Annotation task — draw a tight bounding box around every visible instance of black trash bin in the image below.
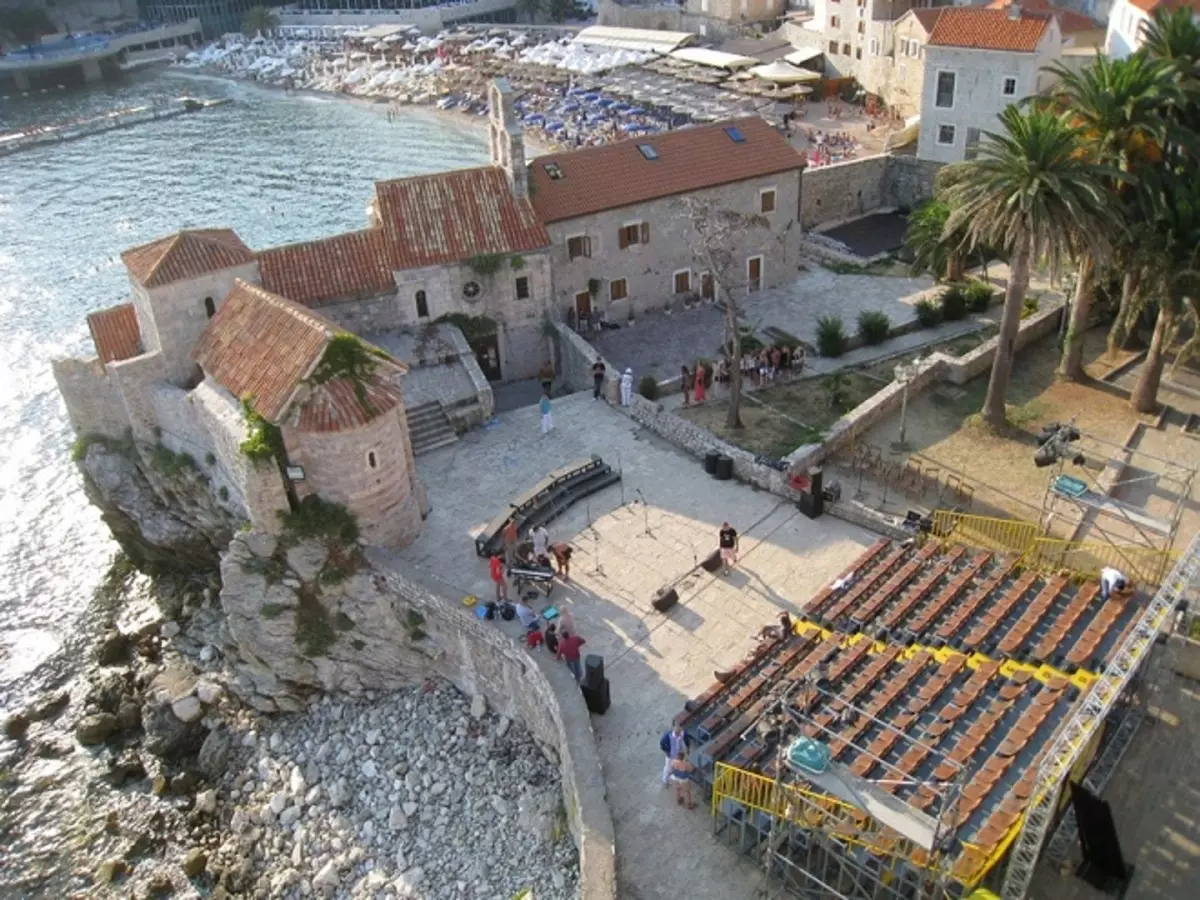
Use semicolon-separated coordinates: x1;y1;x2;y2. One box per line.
704;450;720;474
714;455;733;481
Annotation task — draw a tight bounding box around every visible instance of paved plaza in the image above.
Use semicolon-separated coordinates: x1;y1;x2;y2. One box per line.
590;266;935;381
383;391;876;900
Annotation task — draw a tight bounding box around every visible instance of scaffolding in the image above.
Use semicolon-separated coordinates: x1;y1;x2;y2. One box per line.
998;529;1200;900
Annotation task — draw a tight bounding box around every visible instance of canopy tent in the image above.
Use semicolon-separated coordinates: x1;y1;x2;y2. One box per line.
784;47;823;67
668;47;758;71
573;25;694;56
750;60;821;84
360;25;407;41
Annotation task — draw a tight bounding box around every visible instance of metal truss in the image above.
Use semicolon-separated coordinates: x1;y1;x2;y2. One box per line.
1000;531;1200;900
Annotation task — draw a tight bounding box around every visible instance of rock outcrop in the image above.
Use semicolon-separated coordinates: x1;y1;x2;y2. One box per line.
219;532;438;713
78;441;238;572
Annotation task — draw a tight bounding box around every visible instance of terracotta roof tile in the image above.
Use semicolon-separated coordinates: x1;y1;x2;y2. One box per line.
295;377;404;433
192;280;334;423
87;303;142;364
985;0;1099;34
374;166;550;270
121;229;255;288
928;8;1052;52
258;229;395;307
528;117;804;224
1129;0;1199;13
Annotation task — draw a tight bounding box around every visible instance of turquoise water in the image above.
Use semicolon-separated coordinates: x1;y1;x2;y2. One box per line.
0;70;488;701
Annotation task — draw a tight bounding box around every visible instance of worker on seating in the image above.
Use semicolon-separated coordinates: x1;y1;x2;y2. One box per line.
1099;566;1131;601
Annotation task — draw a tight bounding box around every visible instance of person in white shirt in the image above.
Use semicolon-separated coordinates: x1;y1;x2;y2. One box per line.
1099;566;1129;601
532;525;550;561
514;600;538;631
619;368;634;406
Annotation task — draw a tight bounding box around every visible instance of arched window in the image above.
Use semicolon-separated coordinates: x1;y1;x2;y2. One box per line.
204;296;216;318
367;451;378;470
415;290;429;319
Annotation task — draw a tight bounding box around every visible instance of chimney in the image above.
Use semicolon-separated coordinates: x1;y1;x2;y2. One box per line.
487;78;527;200
1008;1;1021;20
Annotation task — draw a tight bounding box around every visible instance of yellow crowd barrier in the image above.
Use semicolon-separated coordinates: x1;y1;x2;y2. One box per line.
930;510;1041;556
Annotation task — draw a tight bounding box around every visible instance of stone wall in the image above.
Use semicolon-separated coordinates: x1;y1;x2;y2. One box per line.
316;291;405;335
801;154;942;231
942;303;1063;385
51;356;129;440
552;322;619;401
108;350;169;442
443;327;496;425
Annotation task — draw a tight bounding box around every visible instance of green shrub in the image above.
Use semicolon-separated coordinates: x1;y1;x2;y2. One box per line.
963;280;994;313
279;496;359;545
638;375;660;400
915;298;943;327
941;286;968;321
1022;296;1040;319
204;451;217;466
816;316;848;357
71;435;94;462
856;310;891;346
240;398;285;465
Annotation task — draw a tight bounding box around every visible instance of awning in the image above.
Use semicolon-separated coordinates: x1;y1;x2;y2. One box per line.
361;25;406;40
668;47;758;71
750;60;821;84
573;25;694;55
784;48;823;67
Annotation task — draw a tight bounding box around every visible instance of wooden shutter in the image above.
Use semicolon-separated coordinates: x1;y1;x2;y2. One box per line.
584;236;592;258
618;227;629;250
640;222;650;244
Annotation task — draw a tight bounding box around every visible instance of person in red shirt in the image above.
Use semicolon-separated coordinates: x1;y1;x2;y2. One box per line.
489;554;507;602
556;630;586;682
526;626;545;651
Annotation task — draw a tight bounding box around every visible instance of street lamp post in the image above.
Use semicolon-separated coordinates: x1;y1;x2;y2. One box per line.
891;356;923;454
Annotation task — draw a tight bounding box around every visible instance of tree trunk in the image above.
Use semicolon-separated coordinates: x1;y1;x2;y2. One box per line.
945;252;964;283
724;288;744;430
981;242;1030;428
1058;253;1094;381
1107;268;1140;359
1131;304;1174;414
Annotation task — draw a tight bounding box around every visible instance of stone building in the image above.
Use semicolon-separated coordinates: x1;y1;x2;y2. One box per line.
528;116;805;326
1105;0;1197;58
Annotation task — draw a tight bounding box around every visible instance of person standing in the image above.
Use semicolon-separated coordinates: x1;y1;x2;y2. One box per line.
550;542;573;582
489;553;508;602
539;360;554;397
680;365;692;407
668;752;698;808
620;368;634;407
557;630;586;682
532;524;550;563
592;359;607;400
659;724;693;786
718;521;739;575
693;360;706;404
539;392;554;435
502;518;519;568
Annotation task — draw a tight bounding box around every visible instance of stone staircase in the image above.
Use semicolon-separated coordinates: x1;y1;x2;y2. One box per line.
406;401;458;456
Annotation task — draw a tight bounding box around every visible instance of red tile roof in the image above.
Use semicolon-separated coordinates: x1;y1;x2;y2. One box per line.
910;8;943;33
193;280;406;429
295;377;404;433
528;117;804;223
121;229;255;288
87;303;142;364
985;0;1100;35
1129;0;1199;12
928;8;1053;52
258;229;395;307
373;166;550;270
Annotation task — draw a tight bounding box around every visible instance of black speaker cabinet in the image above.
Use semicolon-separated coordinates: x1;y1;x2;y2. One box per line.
652;587;679;612
808;467;824;499
700;549;723;573
799;491;825;519
581;677;611;715
584;654;605;689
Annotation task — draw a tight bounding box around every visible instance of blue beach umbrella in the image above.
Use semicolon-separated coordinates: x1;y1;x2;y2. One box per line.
561;102;581;112
546;121;566;131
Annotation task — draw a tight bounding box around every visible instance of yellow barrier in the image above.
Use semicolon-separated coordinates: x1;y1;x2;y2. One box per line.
930;510;1041;556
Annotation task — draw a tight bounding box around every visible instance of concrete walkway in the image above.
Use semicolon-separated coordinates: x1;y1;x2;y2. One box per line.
589;265;936;382
385;392;876;900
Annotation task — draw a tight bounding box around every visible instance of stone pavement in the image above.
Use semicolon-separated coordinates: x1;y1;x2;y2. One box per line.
386;391;877;900
590;265;935;382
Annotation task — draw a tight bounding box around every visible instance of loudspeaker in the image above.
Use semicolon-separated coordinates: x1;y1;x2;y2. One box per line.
808;467;823;499
700;549;723;573
799;491;824;519
1072;781;1133;891
652;587;679;612
581;677;611;715
713;455;733;481
584;654;605;689
704;450;720;475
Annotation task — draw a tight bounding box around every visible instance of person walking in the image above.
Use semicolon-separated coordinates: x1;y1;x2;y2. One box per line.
539;392;554;435
556;630;586;682
502;518;519;568
489;553;508;602
592;360;607;400
693;360;706;404
538;360;554;397
718;521;739;575
680;365;692;407
659;724;694;786
668;751;698;809
620;368;634;406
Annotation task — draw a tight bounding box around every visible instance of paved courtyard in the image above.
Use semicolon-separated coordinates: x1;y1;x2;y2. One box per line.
590;266;935;381
383;391;876;900
822;211;910;259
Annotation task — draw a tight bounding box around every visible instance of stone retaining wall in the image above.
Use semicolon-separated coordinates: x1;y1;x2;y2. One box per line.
553;322;619;402
371;562;617;900
801;154;942;231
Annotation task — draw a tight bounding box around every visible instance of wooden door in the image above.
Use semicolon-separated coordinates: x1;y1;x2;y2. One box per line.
701;272;714;300
471;334;502;381
575;290;592;321
747;256;762;293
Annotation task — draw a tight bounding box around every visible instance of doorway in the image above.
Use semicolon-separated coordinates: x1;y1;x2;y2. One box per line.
747;256;763;293
575;290;592;330
471;334;502;381
700;272;714;300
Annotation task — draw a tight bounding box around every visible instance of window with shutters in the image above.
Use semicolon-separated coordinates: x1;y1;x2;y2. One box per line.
515;276;530;300
830;15;839;27
618;222;648;250
673;270;691;294
760;188;777;213
567;234;591;260
609;278;628;302
935;70;956;109
829;40;839;54
842;43;851;56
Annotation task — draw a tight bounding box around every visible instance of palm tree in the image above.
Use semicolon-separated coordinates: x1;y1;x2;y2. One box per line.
938;107;1114;428
904;199;968;282
242;5;280;38
1043;54;1170;379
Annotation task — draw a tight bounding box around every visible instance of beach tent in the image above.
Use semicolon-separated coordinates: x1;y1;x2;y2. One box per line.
572;25;693;55
668;47;757;71
750;60;821;84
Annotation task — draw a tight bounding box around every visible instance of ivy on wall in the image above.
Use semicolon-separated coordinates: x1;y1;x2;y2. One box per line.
434;313;498;342
307;334;391;419
239;397;286;466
